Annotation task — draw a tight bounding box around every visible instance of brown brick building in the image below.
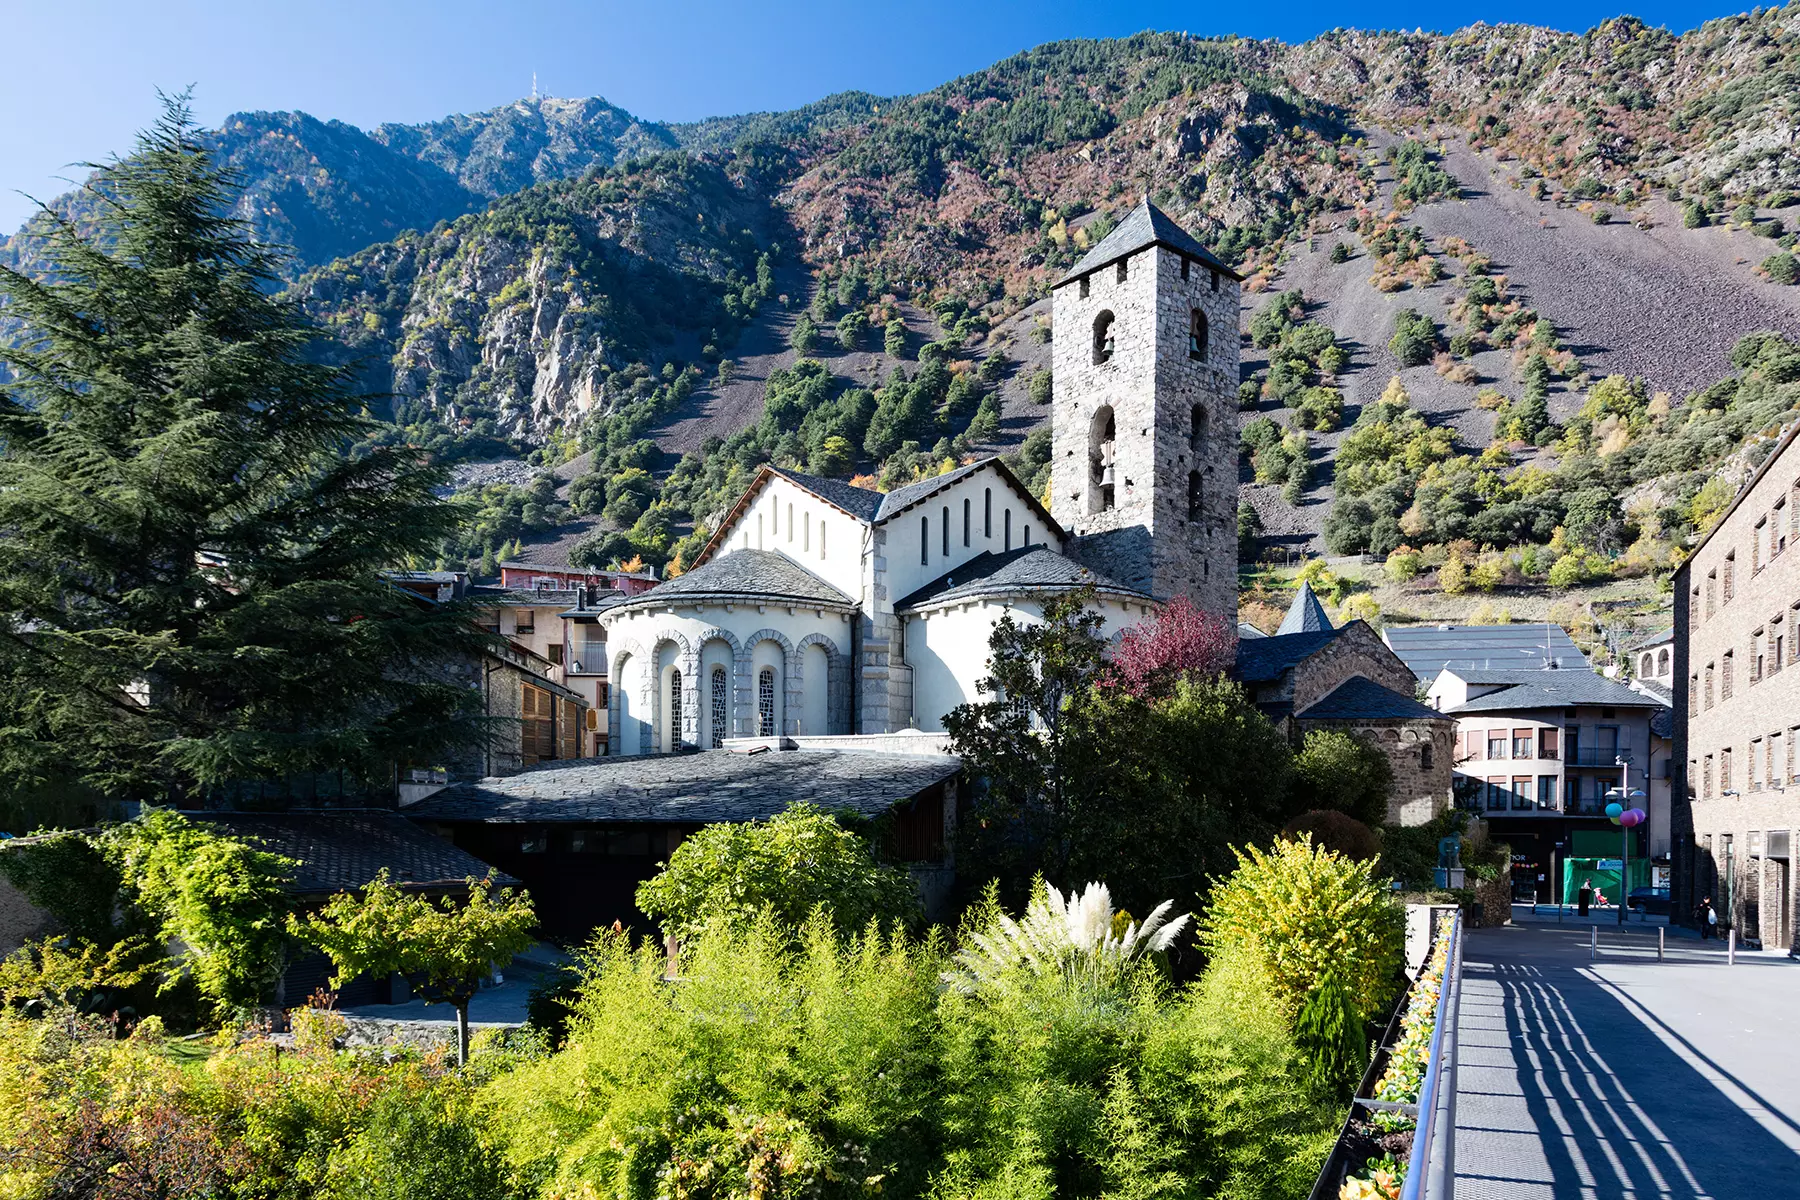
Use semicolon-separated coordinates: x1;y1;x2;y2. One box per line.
1674;421;1800;950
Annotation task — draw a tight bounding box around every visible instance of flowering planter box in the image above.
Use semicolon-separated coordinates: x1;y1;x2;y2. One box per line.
1309;909;1461;1200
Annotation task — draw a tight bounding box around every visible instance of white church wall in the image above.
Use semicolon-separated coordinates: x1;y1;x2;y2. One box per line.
716;475;865;601
903;594;1152;731
881;467;1064;605
602;602;855;753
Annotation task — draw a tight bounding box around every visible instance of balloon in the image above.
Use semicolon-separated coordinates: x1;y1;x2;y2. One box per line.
1605;802;1623;819
1620;810;1641;828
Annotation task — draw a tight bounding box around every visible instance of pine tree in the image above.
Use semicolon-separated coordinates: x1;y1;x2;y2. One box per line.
0;94;488;805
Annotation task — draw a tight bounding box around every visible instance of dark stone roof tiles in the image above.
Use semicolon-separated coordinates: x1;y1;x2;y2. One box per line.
1384;623;1587;679
1234;628;1345;684
404;749;962;824
766;466;885;522
895;547;1151;611
1443;672;1664;713
1056;197;1239;287
1276;581;1334;635
1298;676;1448;722
608;550;854;612
185;810;513;894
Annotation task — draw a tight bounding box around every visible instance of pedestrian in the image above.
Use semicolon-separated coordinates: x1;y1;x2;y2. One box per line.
1579;876;1593;916
1699;896;1717;939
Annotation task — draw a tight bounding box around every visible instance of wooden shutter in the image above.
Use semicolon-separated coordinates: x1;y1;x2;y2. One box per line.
560;699;580;760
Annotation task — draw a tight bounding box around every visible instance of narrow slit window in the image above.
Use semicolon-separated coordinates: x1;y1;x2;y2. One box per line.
921;516;929;565
1189;309;1207;361
710;667;727;748
1004;509;1012;551
942;506;950;557
963;498;971;546
984;488;992;539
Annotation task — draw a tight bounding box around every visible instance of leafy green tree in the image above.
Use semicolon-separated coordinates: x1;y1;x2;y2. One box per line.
835;308;869;349
1292;730;1394;827
636;804;920;946
790;312;820;356
0;94;484;806
291;870;537;1063
884;317;909;358
1388;308;1438;366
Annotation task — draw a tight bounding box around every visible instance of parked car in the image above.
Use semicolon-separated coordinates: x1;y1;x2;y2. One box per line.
1628;886;1672;915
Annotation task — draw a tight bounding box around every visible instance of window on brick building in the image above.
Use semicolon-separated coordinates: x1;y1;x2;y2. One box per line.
1752;630;1765;683
1723;651;1735;699
710;667;727;749
1750;739;1761;791
1420;742;1433;770
1755;519;1766;572
1724;552;1736;603
1703;756;1713;800
1707;572;1717;618
1722;746;1734;791
1488;733;1507;758
1690;672;1699;710
1705;664;1715;709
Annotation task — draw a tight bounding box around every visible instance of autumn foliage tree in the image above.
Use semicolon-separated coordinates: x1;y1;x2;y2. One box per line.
1104;596;1236;696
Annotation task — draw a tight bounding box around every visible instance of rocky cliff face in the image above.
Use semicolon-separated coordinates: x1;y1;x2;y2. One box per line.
297;155;779;438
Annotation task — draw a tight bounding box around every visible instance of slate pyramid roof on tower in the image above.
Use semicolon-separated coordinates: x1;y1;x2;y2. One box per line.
1276;580;1334;636
1055;197;1242;288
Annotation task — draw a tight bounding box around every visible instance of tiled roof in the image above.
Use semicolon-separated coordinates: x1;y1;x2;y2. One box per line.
1383;623;1588;679
894;546;1151;611
766;466;885;522
473;586;601;608
1299;676;1447;722
607;550;855;613
1629;627;1675;651
1056;197;1240;287
185;811;514;895
1238;622;1269;639
1443;671;1664;713
405;749;962;824
1234;628;1344;684
1277;581;1334;635
874;460;989;521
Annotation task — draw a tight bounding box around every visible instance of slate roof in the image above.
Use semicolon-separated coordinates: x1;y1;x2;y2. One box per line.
1298;676;1448;722
1441;671;1664;714
1234;628;1345;684
606;550;855;614
1384;623;1588;679
874;461;988;521
1056;197;1241;287
1277;581;1334;635
1238;622;1269;639
473;587;593;608
404;749;963;825
894;546;1151;611
766;466;884;522
185;811;514;895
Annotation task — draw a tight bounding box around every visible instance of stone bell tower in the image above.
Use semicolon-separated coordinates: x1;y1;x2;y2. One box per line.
1048;198;1240;621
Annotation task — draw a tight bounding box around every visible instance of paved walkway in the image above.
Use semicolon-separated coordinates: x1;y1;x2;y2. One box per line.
1453;917;1800;1198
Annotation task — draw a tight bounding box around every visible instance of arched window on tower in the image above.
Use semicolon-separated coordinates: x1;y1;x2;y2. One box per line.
710;667;727;748
1089;406;1116;514
1189;403;1206;452
1188;470;1203;521
668;669;683;751
1189;309;1208;362
1092;310;1116;365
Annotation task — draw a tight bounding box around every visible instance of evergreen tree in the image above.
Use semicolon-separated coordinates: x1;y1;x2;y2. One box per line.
0;95;488;806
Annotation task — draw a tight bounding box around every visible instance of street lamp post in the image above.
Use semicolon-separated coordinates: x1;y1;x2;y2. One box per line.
1607;760;1649;927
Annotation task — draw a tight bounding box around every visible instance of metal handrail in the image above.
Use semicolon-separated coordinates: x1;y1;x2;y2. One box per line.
1400;909;1463;1200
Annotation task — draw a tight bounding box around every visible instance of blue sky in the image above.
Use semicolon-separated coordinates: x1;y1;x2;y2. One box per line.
0;1;1752;231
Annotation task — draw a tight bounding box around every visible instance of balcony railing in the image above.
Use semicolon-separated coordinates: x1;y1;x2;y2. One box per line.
567;653;609;676
1566;748;1631;767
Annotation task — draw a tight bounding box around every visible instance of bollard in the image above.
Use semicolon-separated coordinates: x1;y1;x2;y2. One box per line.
1590;926;1598;960
1728;928;1737;966
1659;926;1665;961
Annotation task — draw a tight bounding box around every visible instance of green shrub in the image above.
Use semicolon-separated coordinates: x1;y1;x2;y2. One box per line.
1294;972;1367;1099
1684;201;1708;227
635;804;920;944
884;318;908;358
1388;308;1438;366
1763;252;1799;285
1028;366;1054;404
836;309;868;350
1200;836;1405;1023
1329;242;1351;264
791;313;819;356
1292;730;1394;827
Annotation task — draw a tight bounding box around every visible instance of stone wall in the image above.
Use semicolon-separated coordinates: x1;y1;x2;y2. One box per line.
1298;715;1454;826
1048;241;1238;626
1289;622;1419;714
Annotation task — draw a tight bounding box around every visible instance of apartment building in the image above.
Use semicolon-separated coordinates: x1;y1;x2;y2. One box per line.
1674;422;1800;951
1428;667;1665;903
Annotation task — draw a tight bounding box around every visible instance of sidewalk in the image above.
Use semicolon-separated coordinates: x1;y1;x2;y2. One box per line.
1453;921;1800;1199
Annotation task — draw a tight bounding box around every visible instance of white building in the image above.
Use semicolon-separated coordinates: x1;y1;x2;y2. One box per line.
595;199;1243;754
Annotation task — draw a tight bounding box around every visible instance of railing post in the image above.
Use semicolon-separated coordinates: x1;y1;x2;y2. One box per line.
1658;926;1664;961
1728;928;1737;966
1590;926;1597;960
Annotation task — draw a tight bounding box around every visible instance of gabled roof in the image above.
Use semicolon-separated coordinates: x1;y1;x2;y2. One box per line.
185;811;515;895
895;546;1152;612
1277;581;1334;635
605;550;854;615
1055;197;1241;288
1298;676;1448;722
766;466;885;522
1234;627;1345;684
1383;623;1588;679
1238;622;1269;639
405;749;962;825
1440;670;1664;714
693;457;1063;569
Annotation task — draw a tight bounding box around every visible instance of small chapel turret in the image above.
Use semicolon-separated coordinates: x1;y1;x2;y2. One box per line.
1048;198;1240;621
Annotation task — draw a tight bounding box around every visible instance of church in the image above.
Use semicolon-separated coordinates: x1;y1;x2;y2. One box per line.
594;199;1244;753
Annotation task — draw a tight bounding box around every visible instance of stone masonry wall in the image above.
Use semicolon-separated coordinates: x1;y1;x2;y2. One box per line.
1298;715;1453;826
1287;622;1419;713
1048;242;1238;627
